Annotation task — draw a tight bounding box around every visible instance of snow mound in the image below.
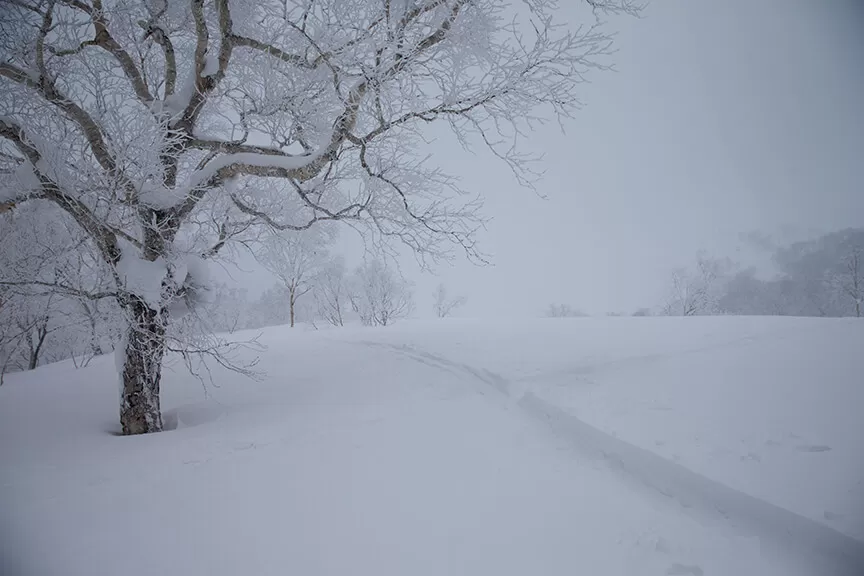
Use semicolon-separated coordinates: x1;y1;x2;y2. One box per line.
1;317;862;576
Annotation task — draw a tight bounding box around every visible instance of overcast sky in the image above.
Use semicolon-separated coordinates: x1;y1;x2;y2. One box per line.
223;0;864;318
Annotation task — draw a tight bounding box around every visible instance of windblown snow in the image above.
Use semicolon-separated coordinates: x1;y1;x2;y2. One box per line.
1;317;862;576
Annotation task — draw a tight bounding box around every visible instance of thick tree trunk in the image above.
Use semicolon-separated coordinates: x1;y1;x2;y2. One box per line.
119;298;166;435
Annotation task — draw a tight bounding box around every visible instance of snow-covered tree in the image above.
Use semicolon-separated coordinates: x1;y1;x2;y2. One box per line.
245;285;289;328
717;229;864;318
0;202;120;372
433;283;465;318
662;253;730;317
0;0;635;433
836;246;863;318
201;282;249;332
349;260;413;326
545;304;587;318
315;257;348;327
257;228;329;328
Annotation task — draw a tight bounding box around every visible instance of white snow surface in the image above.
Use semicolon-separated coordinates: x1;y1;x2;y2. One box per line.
139;181;187;210
1;317;862;576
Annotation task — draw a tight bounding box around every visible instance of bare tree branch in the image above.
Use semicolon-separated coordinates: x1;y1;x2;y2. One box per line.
0;62;128;186
0;280;117;300
88;0;155;104
138;16;177;97
0;119;137;262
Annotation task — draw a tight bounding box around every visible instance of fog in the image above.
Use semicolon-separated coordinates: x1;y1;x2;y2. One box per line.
215;0;864;317
4;2;864;572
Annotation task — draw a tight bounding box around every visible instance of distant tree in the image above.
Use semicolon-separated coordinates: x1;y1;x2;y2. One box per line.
747;229;863;317
246;285;293;329
718;269;771;316
349;260;413;327
433;283;466;318
545;304;587;318
662;253;729;316
688;228;864;318
664;268;697;316
3;294;55;373
257;230;328;328
836;247;863;317
0;203;120;371
632;308;651;317
773;240;834;316
315;258;348;327
203;283;250;333
9;294;55;371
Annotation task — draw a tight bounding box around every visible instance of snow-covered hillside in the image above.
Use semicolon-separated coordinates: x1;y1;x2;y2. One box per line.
1;317;862;576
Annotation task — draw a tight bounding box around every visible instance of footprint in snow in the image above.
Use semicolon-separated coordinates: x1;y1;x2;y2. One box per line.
796;444;831;453
666;563;703;576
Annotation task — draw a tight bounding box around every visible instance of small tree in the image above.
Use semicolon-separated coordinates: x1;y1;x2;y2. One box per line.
662;254;729;316
433;283;465;318
349;260;413;326
315;257;348;327
3;294;53;371
837;247;863;317
545;304;587;318
257;230;328;328
203;283;249;333
246;285;293;328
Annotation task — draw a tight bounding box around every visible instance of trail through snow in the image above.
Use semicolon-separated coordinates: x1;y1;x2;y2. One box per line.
369;338;864;575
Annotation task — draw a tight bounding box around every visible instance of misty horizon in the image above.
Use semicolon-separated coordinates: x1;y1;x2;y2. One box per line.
209;0;864;318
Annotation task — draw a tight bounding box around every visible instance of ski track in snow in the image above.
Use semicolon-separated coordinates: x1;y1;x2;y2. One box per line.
364;339;864;576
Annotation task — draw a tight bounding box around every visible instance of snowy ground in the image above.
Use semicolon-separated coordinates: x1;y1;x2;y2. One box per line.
1;317;862;576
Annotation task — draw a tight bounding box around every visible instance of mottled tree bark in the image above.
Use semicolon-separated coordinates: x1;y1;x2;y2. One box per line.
119;297;166;435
